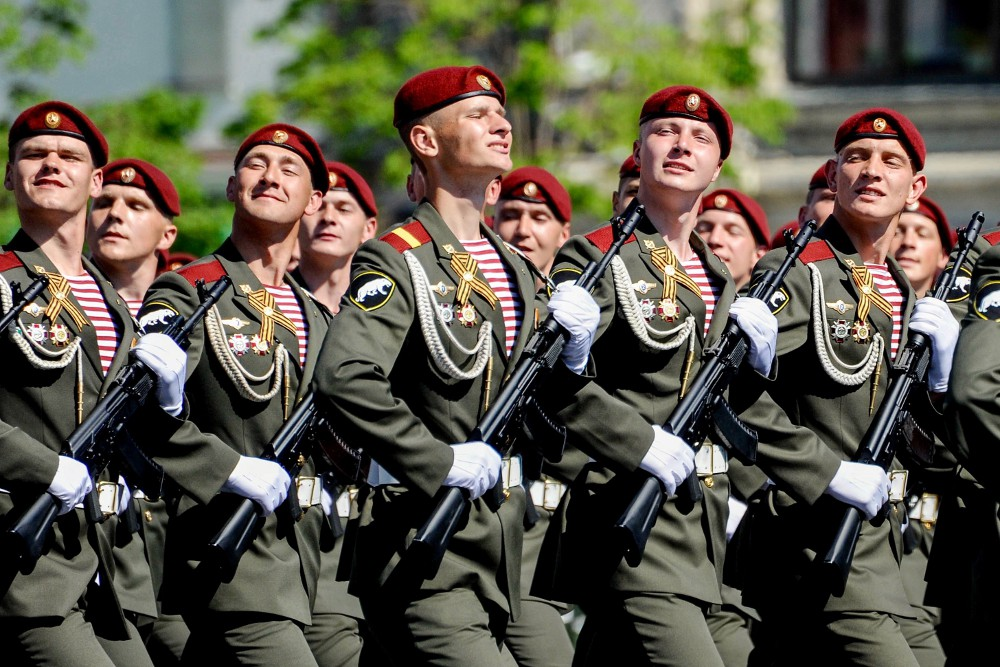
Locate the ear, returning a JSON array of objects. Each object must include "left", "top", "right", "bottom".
[
  {"left": 362, "top": 216, "right": 377, "bottom": 243},
  {"left": 302, "top": 189, "right": 324, "bottom": 217},
  {"left": 709, "top": 159, "right": 723, "bottom": 184},
  {"left": 611, "top": 190, "right": 621, "bottom": 213},
  {"left": 632, "top": 139, "right": 641, "bottom": 165},
  {"left": 824, "top": 158, "right": 838, "bottom": 193},
  {"left": 409, "top": 123, "right": 439, "bottom": 160},
  {"left": 797, "top": 205, "right": 808, "bottom": 224},
  {"left": 558, "top": 222, "right": 571, "bottom": 246},
  {"left": 225, "top": 175, "right": 236, "bottom": 203},
  {"left": 157, "top": 223, "right": 178, "bottom": 252},
  {"left": 905, "top": 173, "right": 928, "bottom": 208},
  {"left": 89, "top": 167, "right": 103, "bottom": 199},
  {"left": 3, "top": 163, "right": 12, "bottom": 192}
]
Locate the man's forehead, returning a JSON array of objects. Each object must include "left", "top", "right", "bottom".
[
  {"left": 698, "top": 207, "right": 749, "bottom": 228},
  {"left": 99, "top": 182, "right": 156, "bottom": 203},
  {"left": 838, "top": 136, "right": 910, "bottom": 157},
  {"left": 497, "top": 198, "right": 553, "bottom": 216},
  {"left": 323, "top": 188, "right": 362, "bottom": 207},
  {"left": 15, "top": 133, "right": 91, "bottom": 154},
  {"left": 239, "top": 143, "right": 308, "bottom": 167},
  {"left": 898, "top": 211, "right": 937, "bottom": 227}
]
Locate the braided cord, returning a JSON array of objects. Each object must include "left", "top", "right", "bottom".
[
  {"left": 808, "top": 263, "right": 882, "bottom": 386},
  {"left": 611, "top": 256, "right": 695, "bottom": 352},
  {"left": 205, "top": 304, "right": 285, "bottom": 402}
]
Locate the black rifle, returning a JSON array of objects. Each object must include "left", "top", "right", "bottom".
[
  {"left": 406, "top": 198, "right": 646, "bottom": 579},
  {"left": 3, "top": 276, "right": 232, "bottom": 569},
  {"left": 204, "top": 392, "right": 324, "bottom": 582},
  {"left": 819, "top": 211, "right": 985, "bottom": 596},
  {"left": 613, "top": 219, "right": 819, "bottom": 567},
  {"left": 0, "top": 274, "right": 50, "bottom": 334}
]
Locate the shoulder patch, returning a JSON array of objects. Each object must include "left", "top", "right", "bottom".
[
  {"left": 944, "top": 262, "right": 974, "bottom": 303},
  {"left": 176, "top": 259, "right": 226, "bottom": 287},
  {"left": 974, "top": 280, "right": 1000, "bottom": 320},
  {"left": 349, "top": 271, "right": 395, "bottom": 311},
  {"left": 380, "top": 221, "right": 431, "bottom": 254},
  {"left": 798, "top": 240, "right": 835, "bottom": 264},
  {"left": 0, "top": 251, "right": 23, "bottom": 273},
  {"left": 767, "top": 288, "right": 790, "bottom": 315},
  {"left": 983, "top": 230, "right": 1000, "bottom": 247},
  {"left": 137, "top": 301, "right": 181, "bottom": 334},
  {"left": 548, "top": 266, "right": 583, "bottom": 296},
  {"left": 585, "top": 224, "right": 637, "bottom": 254}
]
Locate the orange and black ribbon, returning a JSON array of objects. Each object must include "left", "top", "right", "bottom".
[
  {"left": 650, "top": 246, "right": 702, "bottom": 301},
  {"left": 42, "top": 272, "right": 89, "bottom": 329},
  {"left": 849, "top": 264, "right": 893, "bottom": 324},
  {"left": 247, "top": 288, "right": 296, "bottom": 345},
  {"left": 450, "top": 252, "right": 498, "bottom": 309}
]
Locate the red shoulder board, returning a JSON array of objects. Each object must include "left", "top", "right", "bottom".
[
  {"left": 176, "top": 259, "right": 226, "bottom": 287},
  {"left": 0, "top": 251, "right": 23, "bottom": 273},
  {"left": 983, "top": 230, "right": 1000, "bottom": 246},
  {"left": 585, "top": 225, "right": 637, "bottom": 253},
  {"left": 798, "top": 240, "right": 835, "bottom": 264},
  {"left": 380, "top": 221, "right": 432, "bottom": 254}
]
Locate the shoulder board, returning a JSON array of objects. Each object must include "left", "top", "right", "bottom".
[
  {"left": 0, "top": 251, "right": 23, "bottom": 273},
  {"left": 798, "top": 240, "right": 835, "bottom": 264},
  {"left": 585, "top": 224, "right": 637, "bottom": 253},
  {"left": 983, "top": 230, "right": 1000, "bottom": 247},
  {"left": 380, "top": 221, "right": 431, "bottom": 254},
  {"left": 176, "top": 259, "right": 226, "bottom": 287}
]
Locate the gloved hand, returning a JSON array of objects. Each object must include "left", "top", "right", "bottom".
[
  {"left": 825, "top": 461, "right": 889, "bottom": 520},
  {"left": 444, "top": 441, "right": 502, "bottom": 500},
  {"left": 321, "top": 485, "right": 336, "bottom": 517},
  {"left": 116, "top": 474, "right": 132, "bottom": 516},
  {"left": 222, "top": 456, "right": 291, "bottom": 516},
  {"left": 47, "top": 456, "right": 93, "bottom": 515},
  {"left": 133, "top": 333, "right": 187, "bottom": 416},
  {"left": 548, "top": 283, "right": 600, "bottom": 374},
  {"left": 639, "top": 425, "right": 696, "bottom": 497},
  {"left": 726, "top": 495, "right": 748, "bottom": 542},
  {"left": 729, "top": 297, "right": 777, "bottom": 375},
  {"left": 908, "top": 297, "right": 959, "bottom": 392}
]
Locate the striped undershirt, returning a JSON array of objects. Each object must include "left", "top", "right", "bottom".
[
  {"left": 460, "top": 238, "right": 523, "bottom": 357},
  {"left": 125, "top": 298, "right": 143, "bottom": 318},
  {"left": 682, "top": 254, "right": 724, "bottom": 336},
  {"left": 65, "top": 273, "right": 119, "bottom": 375},
  {"left": 265, "top": 284, "right": 308, "bottom": 367},
  {"left": 866, "top": 264, "right": 903, "bottom": 359}
]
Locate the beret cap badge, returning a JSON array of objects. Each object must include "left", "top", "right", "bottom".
[
  {"left": 328, "top": 172, "right": 338, "bottom": 188},
  {"left": 272, "top": 130, "right": 288, "bottom": 144},
  {"left": 714, "top": 194, "right": 728, "bottom": 208},
  {"left": 120, "top": 167, "right": 136, "bottom": 184},
  {"left": 685, "top": 94, "right": 700, "bottom": 112},
  {"left": 44, "top": 112, "right": 61, "bottom": 129},
  {"left": 476, "top": 74, "right": 492, "bottom": 90},
  {"left": 523, "top": 181, "right": 538, "bottom": 197},
  {"left": 873, "top": 118, "right": 887, "bottom": 133}
]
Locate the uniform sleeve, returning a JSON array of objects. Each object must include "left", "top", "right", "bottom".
[{"left": 0, "top": 424, "right": 58, "bottom": 490}]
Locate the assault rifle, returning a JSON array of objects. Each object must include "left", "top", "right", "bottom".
[
  {"left": 819, "top": 211, "right": 985, "bottom": 596},
  {"left": 613, "top": 219, "right": 818, "bottom": 567},
  {"left": 3, "top": 276, "right": 232, "bottom": 569},
  {"left": 0, "top": 273, "right": 50, "bottom": 334},
  {"left": 406, "top": 198, "right": 646, "bottom": 579}
]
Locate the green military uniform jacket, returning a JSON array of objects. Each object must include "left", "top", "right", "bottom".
[
  {"left": 137, "top": 239, "right": 327, "bottom": 625},
  {"left": 534, "top": 215, "right": 737, "bottom": 605},
  {"left": 735, "top": 216, "right": 933, "bottom": 616},
  {"left": 313, "top": 201, "right": 540, "bottom": 619},
  {"left": 0, "top": 230, "right": 137, "bottom": 626}
]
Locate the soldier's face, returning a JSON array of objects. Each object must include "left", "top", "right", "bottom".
[
  {"left": 5, "top": 134, "right": 101, "bottom": 220},
  {"left": 635, "top": 117, "right": 723, "bottom": 199},
  {"left": 228, "top": 144, "right": 322, "bottom": 227},
  {"left": 494, "top": 199, "right": 570, "bottom": 275},
  {"left": 432, "top": 96, "right": 512, "bottom": 177},
  {"left": 891, "top": 211, "right": 948, "bottom": 290},
  {"left": 830, "top": 138, "right": 926, "bottom": 225},
  {"left": 696, "top": 209, "right": 765, "bottom": 288},
  {"left": 800, "top": 186, "right": 836, "bottom": 226},
  {"left": 298, "top": 189, "right": 376, "bottom": 263},
  {"left": 88, "top": 184, "right": 176, "bottom": 267},
  {"left": 613, "top": 175, "right": 640, "bottom": 217}
]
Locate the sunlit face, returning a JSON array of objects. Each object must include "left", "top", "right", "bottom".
[
  {"left": 494, "top": 199, "right": 570, "bottom": 274},
  {"left": 890, "top": 210, "right": 948, "bottom": 291},
  {"left": 429, "top": 96, "right": 513, "bottom": 177},
  {"left": 613, "top": 175, "right": 640, "bottom": 216},
  {"left": 227, "top": 144, "right": 322, "bottom": 227},
  {"left": 635, "top": 117, "right": 723, "bottom": 198},
  {"left": 5, "top": 134, "right": 101, "bottom": 219},
  {"left": 298, "top": 189, "right": 376, "bottom": 263},
  {"left": 87, "top": 184, "right": 175, "bottom": 266},
  {"left": 696, "top": 209, "right": 765, "bottom": 288},
  {"left": 829, "top": 138, "right": 925, "bottom": 225}
]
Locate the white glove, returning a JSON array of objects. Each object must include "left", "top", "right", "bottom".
[
  {"left": 321, "top": 485, "right": 336, "bottom": 517},
  {"left": 825, "top": 461, "right": 889, "bottom": 520},
  {"left": 548, "top": 283, "right": 600, "bottom": 374},
  {"left": 908, "top": 297, "right": 959, "bottom": 393},
  {"left": 729, "top": 297, "right": 777, "bottom": 375},
  {"left": 133, "top": 333, "right": 187, "bottom": 416},
  {"left": 726, "top": 495, "right": 748, "bottom": 542},
  {"left": 639, "top": 425, "right": 696, "bottom": 497},
  {"left": 222, "top": 456, "right": 291, "bottom": 516},
  {"left": 444, "top": 441, "right": 502, "bottom": 500},
  {"left": 47, "top": 456, "right": 93, "bottom": 515},
  {"left": 117, "top": 474, "right": 132, "bottom": 515}
]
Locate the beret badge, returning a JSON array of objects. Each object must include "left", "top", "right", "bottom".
[
  {"left": 523, "top": 181, "right": 538, "bottom": 197},
  {"left": 272, "top": 129, "right": 288, "bottom": 144},
  {"left": 120, "top": 167, "right": 136, "bottom": 184},
  {"left": 685, "top": 94, "right": 700, "bottom": 112},
  {"left": 328, "top": 172, "right": 338, "bottom": 188},
  {"left": 873, "top": 118, "right": 887, "bottom": 133},
  {"left": 476, "top": 74, "right": 492, "bottom": 90},
  {"left": 714, "top": 194, "right": 728, "bottom": 208},
  {"left": 44, "top": 111, "right": 61, "bottom": 129}
]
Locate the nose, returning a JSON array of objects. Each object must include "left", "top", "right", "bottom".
[
  {"left": 515, "top": 213, "right": 532, "bottom": 237},
  {"left": 108, "top": 198, "right": 128, "bottom": 220},
  {"left": 492, "top": 112, "right": 512, "bottom": 136}
]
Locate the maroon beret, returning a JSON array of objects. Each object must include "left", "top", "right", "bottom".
[
  {"left": 102, "top": 158, "right": 181, "bottom": 217},
  {"left": 499, "top": 166, "right": 572, "bottom": 223},
  {"left": 394, "top": 65, "right": 505, "bottom": 128},
  {"left": 834, "top": 107, "right": 926, "bottom": 171},
  {"left": 234, "top": 123, "right": 327, "bottom": 191},
  {"left": 639, "top": 86, "right": 733, "bottom": 159},
  {"left": 618, "top": 155, "right": 640, "bottom": 179},
  {"left": 699, "top": 188, "right": 769, "bottom": 246},
  {"left": 326, "top": 160, "right": 377, "bottom": 218},
  {"left": 808, "top": 164, "right": 830, "bottom": 190},
  {"left": 903, "top": 195, "right": 956, "bottom": 251},
  {"left": 769, "top": 220, "right": 800, "bottom": 251},
  {"left": 9, "top": 100, "right": 108, "bottom": 167}
]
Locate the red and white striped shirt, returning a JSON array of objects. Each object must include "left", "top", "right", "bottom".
[
  {"left": 265, "top": 284, "right": 308, "bottom": 367},
  {"left": 124, "top": 298, "right": 143, "bottom": 318},
  {"left": 682, "top": 254, "right": 724, "bottom": 336},
  {"left": 461, "top": 238, "right": 523, "bottom": 357},
  {"left": 66, "top": 273, "right": 119, "bottom": 375},
  {"left": 867, "top": 264, "right": 903, "bottom": 359}
]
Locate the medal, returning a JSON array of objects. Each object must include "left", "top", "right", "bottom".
[
  {"left": 27, "top": 322, "right": 47, "bottom": 343},
  {"left": 228, "top": 333, "right": 250, "bottom": 356},
  {"left": 633, "top": 279, "right": 655, "bottom": 295},
  {"left": 639, "top": 298, "right": 655, "bottom": 320},
  {"left": 656, "top": 298, "right": 680, "bottom": 322},
  {"left": 432, "top": 281, "right": 455, "bottom": 297},
  {"left": 830, "top": 319, "right": 850, "bottom": 343},
  {"left": 27, "top": 302, "right": 42, "bottom": 318},
  {"left": 438, "top": 302, "right": 454, "bottom": 324},
  {"left": 851, "top": 321, "right": 871, "bottom": 343},
  {"left": 458, "top": 303, "right": 477, "bottom": 327},
  {"left": 49, "top": 323, "right": 70, "bottom": 346},
  {"left": 250, "top": 334, "right": 271, "bottom": 355}
]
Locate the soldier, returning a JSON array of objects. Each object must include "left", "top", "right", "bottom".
[
  {"left": 536, "top": 85, "right": 778, "bottom": 665},
  {"left": 135, "top": 123, "right": 329, "bottom": 664},
  {"left": 770, "top": 164, "right": 836, "bottom": 250},
  {"left": 493, "top": 166, "right": 577, "bottom": 666},
  {"left": 612, "top": 155, "right": 641, "bottom": 217},
  {"left": 86, "top": 158, "right": 191, "bottom": 666},
  {"left": 0, "top": 101, "right": 169, "bottom": 666},
  {"left": 313, "top": 65, "right": 598, "bottom": 665},
  {"left": 697, "top": 188, "right": 770, "bottom": 290},
  {"left": 735, "top": 108, "right": 957, "bottom": 666},
  {"left": 290, "top": 159, "right": 380, "bottom": 667}
]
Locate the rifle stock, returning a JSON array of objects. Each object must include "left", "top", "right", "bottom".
[
  {"left": 405, "top": 198, "right": 647, "bottom": 579},
  {"left": 3, "top": 276, "right": 232, "bottom": 570},
  {"left": 613, "top": 219, "right": 819, "bottom": 567},
  {"left": 818, "top": 211, "right": 985, "bottom": 596}
]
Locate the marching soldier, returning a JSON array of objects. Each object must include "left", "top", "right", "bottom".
[
  {"left": 0, "top": 101, "right": 164, "bottom": 666},
  {"left": 697, "top": 188, "right": 770, "bottom": 290},
  {"left": 135, "top": 123, "right": 330, "bottom": 664},
  {"left": 313, "top": 65, "right": 597, "bottom": 665},
  {"left": 769, "top": 164, "right": 836, "bottom": 250}
]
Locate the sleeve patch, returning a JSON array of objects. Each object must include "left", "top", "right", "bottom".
[
  {"left": 137, "top": 303, "right": 180, "bottom": 334},
  {"left": 349, "top": 271, "right": 395, "bottom": 311},
  {"left": 548, "top": 266, "right": 583, "bottom": 296},
  {"left": 945, "top": 264, "right": 973, "bottom": 303},
  {"left": 974, "top": 281, "right": 1000, "bottom": 320},
  {"left": 767, "top": 287, "right": 790, "bottom": 315}
]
